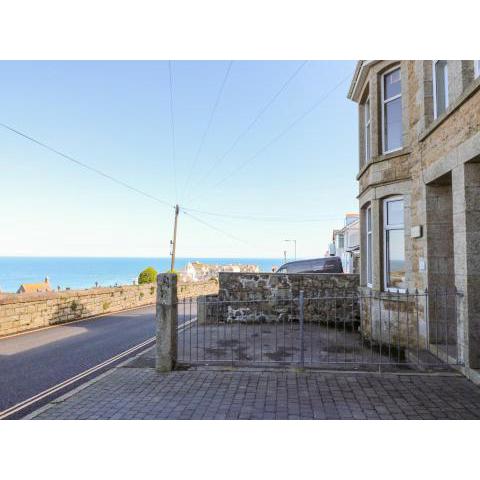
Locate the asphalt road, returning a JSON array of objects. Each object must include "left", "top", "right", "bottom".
[{"left": 0, "top": 304, "right": 196, "bottom": 419}]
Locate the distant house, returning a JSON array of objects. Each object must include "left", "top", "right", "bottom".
[
  {"left": 17, "top": 277, "right": 52, "bottom": 294},
  {"left": 329, "top": 213, "right": 360, "bottom": 274},
  {"left": 182, "top": 261, "right": 260, "bottom": 282}
]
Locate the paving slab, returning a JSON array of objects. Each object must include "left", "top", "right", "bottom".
[{"left": 27, "top": 347, "right": 480, "bottom": 420}]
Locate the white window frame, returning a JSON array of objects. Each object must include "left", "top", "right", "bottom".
[
  {"left": 364, "top": 96, "right": 371, "bottom": 164},
  {"left": 383, "top": 196, "right": 405, "bottom": 293},
  {"left": 366, "top": 205, "right": 373, "bottom": 288},
  {"left": 432, "top": 60, "right": 449, "bottom": 119},
  {"left": 381, "top": 66, "right": 403, "bottom": 155},
  {"left": 475, "top": 60, "right": 480, "bottom": 79}
]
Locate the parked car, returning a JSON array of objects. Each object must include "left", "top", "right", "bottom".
[{"left": 276, "top": 257, "right": 343, "bottom": 274}]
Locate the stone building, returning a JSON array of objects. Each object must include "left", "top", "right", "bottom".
[
  {"left": 182, "top": 261, "right": 260, "bottom": 282},
  {"left": 17, "top": 277, "right": 52, "bottom": 294},
  {"left": 347, "top": 60, "right": 480, "bottom": 372}
]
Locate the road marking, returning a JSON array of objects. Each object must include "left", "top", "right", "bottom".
[
  {"left": 0, "top": 316, "right": 197, "bottom": 420},
  {"left": 0, "top": 336, "right": 155, "bottom": 419}
]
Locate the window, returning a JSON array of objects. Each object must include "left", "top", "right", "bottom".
[
  {"left": 336, "top": 234, "right": 344, "bottom": 250},
  {"left": 383, "top": 197, "right": 405, "bottom": 291},
  {"left": 433, "top": 61, "right": 449, "bottom": 118},
  {"left": 382, "top": 67, "right": 402, "bottom": 153},
  {"left": 475, "top": 60, "right": 480, "bottom": 79},
  {"left": 366, "top": 206, "right": 373, "bottom": 287},
  {"left": 364, "top": 97, "right": 371, "bottom": 164}
]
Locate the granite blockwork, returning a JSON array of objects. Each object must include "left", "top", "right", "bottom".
[{"left": 198, "top": 272, "right": 360, "bottom": 325}]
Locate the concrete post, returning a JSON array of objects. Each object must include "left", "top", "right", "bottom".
[
  {"left": 197, "top": 295, "right": 207, "bottom": 325},
  {"left": 156, "top": 273, "right": 177, "bottom": 372}
]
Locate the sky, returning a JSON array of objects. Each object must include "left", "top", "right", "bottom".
[{"left": 0, "top": 60, "right": 358, "bottom": 259}]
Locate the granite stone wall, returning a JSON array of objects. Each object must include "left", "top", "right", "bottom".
[
  {"left": 198, "top": 272, "right": 360, "bottom": 324},
  {"left": 0, "top": 279, "right": 218, "bottom": 337}
]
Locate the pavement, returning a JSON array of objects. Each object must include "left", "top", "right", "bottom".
[
  {"left": 0, "top": 303, "right": 197, "bottom": 419},
  {"left": 0, "top": 305, "right": 159, "bottom": 418},
  {"left": 28, "top": 346, "right": 480, "bottom": 420}
]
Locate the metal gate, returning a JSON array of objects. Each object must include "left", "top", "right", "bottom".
[{"left": 176, "top": 289, "right": 463, "bottom": 371}]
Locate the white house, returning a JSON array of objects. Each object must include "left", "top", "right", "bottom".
[{"left": 329, "top": 213, "right": 360, "bottom": 273}]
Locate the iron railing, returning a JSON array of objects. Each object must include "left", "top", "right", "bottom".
[{"left": 175, "top": 289, "right": 463, "bottom": 370}]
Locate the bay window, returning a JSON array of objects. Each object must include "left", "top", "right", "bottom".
[
  {"left": 382, "top": 67, "right": 402, "bottom": 153},
  {"left": 383, "top": 197, "right": 405, "bottom": 291},
  {"left": 433, "top": 60, "right": 449, "bottom": 118}
]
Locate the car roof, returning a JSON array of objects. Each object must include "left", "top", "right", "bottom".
[{"left": 280, "top": 257, "right": 340, "bottom": 267}]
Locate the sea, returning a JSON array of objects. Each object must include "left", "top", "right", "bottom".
[{"left": 0, "top": 257, "right": 283, "bottom": 293}]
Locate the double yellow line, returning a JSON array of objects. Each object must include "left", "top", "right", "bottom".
[
  {"left": 0, "top": 315, "right": 197, "bottom": 420},
  {"left": 0, "top": 336, "right": 155, "bottom": 420}
]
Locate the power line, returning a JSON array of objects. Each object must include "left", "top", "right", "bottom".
[
  {"left": 181, "top": 61, "right": 234, "bottom": 201},
  {"left": 188, "top": 69, "right": 353, "bottom": 203},
  {"left": 181, "top": 206, "right": 344, "bottom": 223},
  {"left": 186, "top": 60, "right": 308, "bottom": 200},
  {"left": 168, "top": 60, "right": 178, "bottom": 202},
  {"left": 0, "top": 121, "right": 175, "bottom": 209},
  {"left": 182, "top": 210, "right": 253, "bottom": 246}
]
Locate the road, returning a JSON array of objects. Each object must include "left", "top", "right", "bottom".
[{"left": 0, "top": 304, "right": 196, "bottom": 419}]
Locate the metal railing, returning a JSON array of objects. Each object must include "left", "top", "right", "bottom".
[{"left": 175, "top": 289, "right": 463, "bottom": 370}]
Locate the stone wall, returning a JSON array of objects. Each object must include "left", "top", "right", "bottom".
[
  {"left": 198, "top": 272, "right": 360, "bottom": 324},
  {"left": 357, "top": 287, "right": 428, "bottom": 351},
  {"left": 0, "top": 278, "right": 218, "bottom": 337}
]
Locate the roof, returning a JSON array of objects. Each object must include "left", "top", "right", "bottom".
[
  {"left": 17, "top": 279, "right": 51, "bottom": 294},
  {"left": 347, "top": 61, "right": 380, "bottom": 102}
]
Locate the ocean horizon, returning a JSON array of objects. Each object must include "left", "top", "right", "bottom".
[{"left": 0, "top": 256, "right": 284, "bottom": 293}]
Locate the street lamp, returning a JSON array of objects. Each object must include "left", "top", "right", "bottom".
[{"left": 284, "top": 239, "right": 297, "bottom": 260}]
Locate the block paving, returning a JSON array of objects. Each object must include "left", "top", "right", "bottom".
[{"left": 29, "top": 349, "right": 480, "bottom": 420}]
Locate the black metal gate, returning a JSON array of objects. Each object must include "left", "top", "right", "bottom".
[{"left": 176, "top": 289, "right": 463, "bottom": 371}]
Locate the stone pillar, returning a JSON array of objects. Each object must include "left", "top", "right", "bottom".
[
  {"left": 156, "top": 273, "right": 177, "bottom": 372},
  {"left": 197, "top": 295, "right": 207, "bottom": 325},
  {"left": 452, "top": 162, "right": 480, "bottom": 368},
  {"left": 425, "top": 177, "right": 455, "bottom": 345}
]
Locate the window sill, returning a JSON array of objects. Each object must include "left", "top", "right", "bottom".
[
  {"left": 419, "top": 77, "right": 480, "bottom": 142},
  {"left": 357, "top": 147, "right": 411, "bottom": 180}
]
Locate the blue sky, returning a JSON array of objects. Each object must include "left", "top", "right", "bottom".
[{"left": 0, "top": 60, "right": 358, "bottom": 259}]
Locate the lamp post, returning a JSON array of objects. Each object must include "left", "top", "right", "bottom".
[{"left": 284, "top": 239, "right": 297, "bottom": 261}]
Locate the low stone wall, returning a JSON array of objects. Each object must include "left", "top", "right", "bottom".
[
  {"left": 358, "top": 287, "right": 429, "bottom": 351},
  {"left": 0, "top": 278, "right": 218, "bottom": 337},
  {"left": 198, "top": 272, "right": 360, "bottom": 324}
]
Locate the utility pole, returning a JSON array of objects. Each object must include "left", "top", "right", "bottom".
[
  {"left": 284, "top": 239, "right": 297, "bottom": 260},
  {"left": 170, "top": 204, "right": 180, "bottom": 272}
]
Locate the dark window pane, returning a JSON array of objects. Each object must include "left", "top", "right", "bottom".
[
  {"left": 435, "top": 60, "right": 448, "bottom": 116},
  {"left": 367, "top": 232, "right": 372, "bottom": 285},
  {"left": 384, "top": 97, "right": 402, "bottom": 151},
  {"left": 365, "top": 123, "right": 371, "bottom": 161}
]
